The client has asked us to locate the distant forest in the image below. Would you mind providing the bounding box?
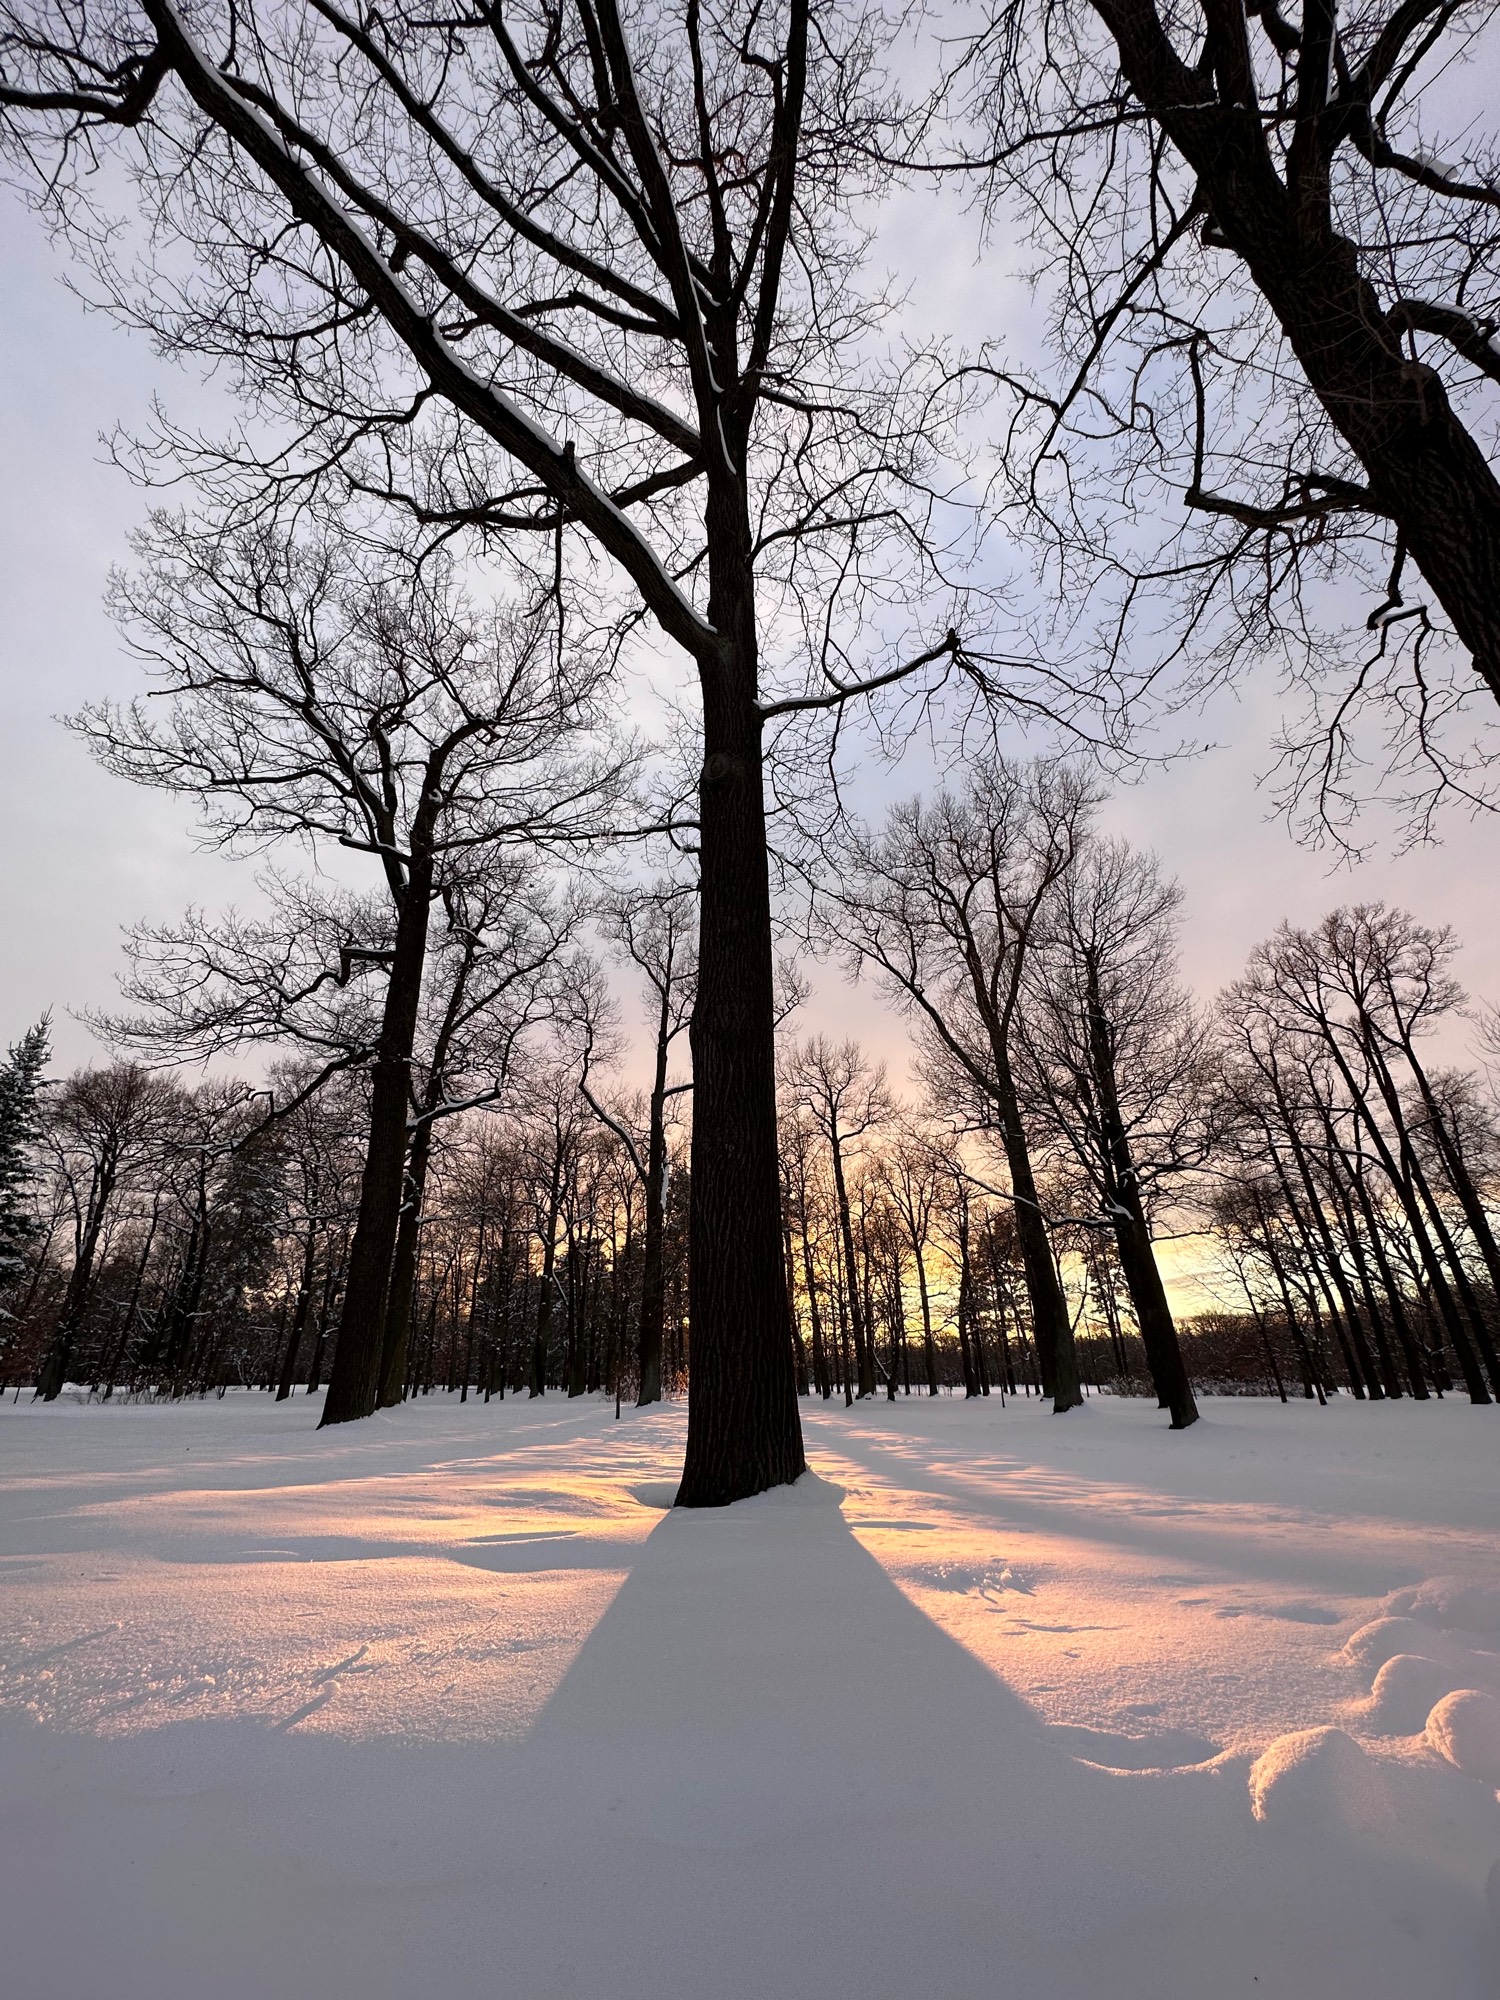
[5,782,1498,1420]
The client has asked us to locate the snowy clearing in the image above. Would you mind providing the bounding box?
[2,1390,1499,1998]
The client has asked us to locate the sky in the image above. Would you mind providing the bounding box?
[4,179,1500,1092]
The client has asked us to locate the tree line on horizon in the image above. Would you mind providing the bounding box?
[4,774,1498,1422]
[4,0,1500,1494]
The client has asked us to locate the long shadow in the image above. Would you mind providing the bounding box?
[0,1472,1490,2000]
[510,1473,1488,2000]
[820,1421,1446,1600]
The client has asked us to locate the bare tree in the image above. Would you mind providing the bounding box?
[75,514,614,1425]
[0,0,1071,1500]
[103,874,392,1094]
[376,864,580,1406]
[1019,839,1205,1427]
[781,1099,838,1401]
[1226,906,1500,1400]
[578,879,695,1406]
[876,1119,947,1396]
[956,0,1500,839]
[826,756,1095,1410]
[785,1036,893,1400]
[35,1065,181,1398]
[267,1068,365,1401]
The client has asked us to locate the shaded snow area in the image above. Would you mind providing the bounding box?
[2,1393,1499,1999]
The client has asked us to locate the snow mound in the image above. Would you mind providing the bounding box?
[1340,1616,1433,1670]
[1383,1576,1500,1635]
[1426,1691,1500,1785]
[1362,1654,1466,1736]
[1249,1727,1392,1832]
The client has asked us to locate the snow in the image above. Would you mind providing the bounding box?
[2,1390,1498,1998]
[1247,1725,1394,1831]
[1429,1691,1500,1786]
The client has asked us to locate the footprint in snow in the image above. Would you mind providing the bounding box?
[1044,1721,1223,1771]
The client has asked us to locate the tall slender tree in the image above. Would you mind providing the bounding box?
[1020,840,1206,1427]
[828,757,1095,1411]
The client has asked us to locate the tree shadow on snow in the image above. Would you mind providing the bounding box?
[515,1470,1495,2000]
[0,1471,1493,2000]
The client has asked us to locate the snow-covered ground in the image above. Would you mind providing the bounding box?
[2,1389,1498,1998]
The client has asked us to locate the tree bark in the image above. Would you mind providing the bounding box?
[990,1055,1082,1410]
[676,621,806,1501]
[321,851,433,1426]
[276,1217,319,1402]
[1085,967,1197,1427]
[376,1120,432,1410]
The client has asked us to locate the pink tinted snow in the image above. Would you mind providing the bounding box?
[1,1390,1497,1999]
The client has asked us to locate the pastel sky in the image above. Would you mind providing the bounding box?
[3,187,1499,1095]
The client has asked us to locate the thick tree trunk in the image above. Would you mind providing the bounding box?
[1108,1195,1195,1425]
[1260,253,1500,695]
[675,594,805,1502]
[321,854,433,1427]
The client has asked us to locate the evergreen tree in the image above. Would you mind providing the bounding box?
[0,1018,50,1291]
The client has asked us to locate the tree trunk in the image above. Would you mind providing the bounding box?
[1340,1140,1428,1399]
[800,1224,832,1400]
[637,1074,668,1407]
[1402,1033,1500,1319]
[276,1217,319,1401]
[1270,1085,1385,1397]
[1320,1041,1490,1401]
[675,569,804,1504]
[378,1120,432,1410]
[827,1136,873,1399]
[783,1214,811,1396]
[1085,969,1197,1427]
[913,1237,940,1396]
[36,1170,115,1401]
[321,852,434,1426]
[991,1055,1082,1411]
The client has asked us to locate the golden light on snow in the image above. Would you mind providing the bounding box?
[3,1396,1494,1760]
